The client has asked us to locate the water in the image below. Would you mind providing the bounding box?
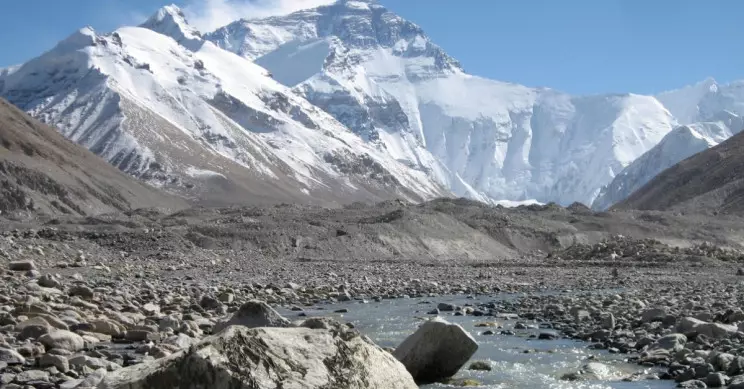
[280,295,675,389]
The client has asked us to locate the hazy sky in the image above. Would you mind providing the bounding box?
[1,0,741,94]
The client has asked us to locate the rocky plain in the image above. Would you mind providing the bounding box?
[2,198,744,388]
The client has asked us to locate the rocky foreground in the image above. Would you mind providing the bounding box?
[2,201,744,388]
[2,249,744,388]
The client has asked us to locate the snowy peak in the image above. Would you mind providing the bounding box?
[657,78,744,125]
[52,26,98,53]
[593,114,743,210]
[205,0,461,74]
[657,77,719,124]
[1,17,446,206]
[140,4,202,47]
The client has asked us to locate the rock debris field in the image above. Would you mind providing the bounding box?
[2,199,744,388]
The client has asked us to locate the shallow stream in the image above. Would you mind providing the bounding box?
[280,294,676,389]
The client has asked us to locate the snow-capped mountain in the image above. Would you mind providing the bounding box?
[594,80,744,210]
[0,5,445,205]
[593,111,744,210]
[3,0,743,208]
[657,78,744,125]
[206,0,677,205]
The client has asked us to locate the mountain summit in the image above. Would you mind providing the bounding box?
[206,2,677,205]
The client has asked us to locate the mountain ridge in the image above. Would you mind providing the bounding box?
[0,97,187,217]
[2,2,744,208]
[615,129,744,215]
[0,6,447,207]
[206,1,680,205]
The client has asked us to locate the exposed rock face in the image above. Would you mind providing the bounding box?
[393,317,478,383]
[99,322,418,389]
[212,300,291,333]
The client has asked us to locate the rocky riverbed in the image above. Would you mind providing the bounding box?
[2,250,744,388]
[2,201,744,388]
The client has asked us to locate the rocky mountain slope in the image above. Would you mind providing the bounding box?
[0,97,186,217]
[593,112,743,210]
[206,0,677,205]
[615,130,744,215]
[0,5,445,207]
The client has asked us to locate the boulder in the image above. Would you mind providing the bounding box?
[641,307,667,323]
[677,317,738,339]
[39,330,85,352]
[0,347,25,365]
[89,319,126,337]
[212,300,290,333]
[393,317,478,383]
[561,362,613,381]
[8,261,36,271]
[98,320,417,389]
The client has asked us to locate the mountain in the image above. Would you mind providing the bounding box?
[615,129,744,215]
[593,80,744,210]
[657,78,744,125]
[0,5,446,207]
[593,112,744,210]
[0,97,186,217]
[206,0,677,205]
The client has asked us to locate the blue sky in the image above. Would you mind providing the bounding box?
[1,0,741,95]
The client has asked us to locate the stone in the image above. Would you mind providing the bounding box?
[0,348,25,365]
[393,317,478,383]
[89,319,126,337]
[468,361,491,371]
[14,369,49,383]
[68,285,95,299]
[538,331,559,340]
[126,330,156,342]
[199,295,222,310]
[641,307,667,323]
[561,362,613,381]
[40,353,69,372]
[601,313,616,330]
[8,261,36,271]
[212,300,290,333]
[38,330,85,352]
[705,372,728,388]
[98,323,417,389]
[217,293,234,303]
[677,318,738,339]
[78,368,108,387]
[437,303,456,312]
[677,380,707,388]
[16,317,52,340]
[18,323,49,340]
[38,274,61,288]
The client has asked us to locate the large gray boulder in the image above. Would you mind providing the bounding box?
[39,330,85,352]
[677,317,738,339]
[393,317,478,383]
[212,300,290,334]
[98,319,417,389]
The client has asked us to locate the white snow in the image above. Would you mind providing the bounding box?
[207,3,683,206]
[593,113,744,210]
[0,6,445,203]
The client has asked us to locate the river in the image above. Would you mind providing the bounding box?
[280,294,675,389]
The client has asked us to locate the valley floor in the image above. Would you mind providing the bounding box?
[2,200,744,387]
